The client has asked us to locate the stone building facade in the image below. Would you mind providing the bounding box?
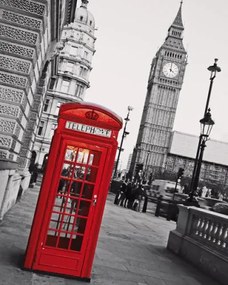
[165,131,228,192]
[0,0,78,220]
[33,0,96,167]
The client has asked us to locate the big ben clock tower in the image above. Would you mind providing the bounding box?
[130,2,187,179]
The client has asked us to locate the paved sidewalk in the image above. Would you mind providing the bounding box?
[0,183,222,285]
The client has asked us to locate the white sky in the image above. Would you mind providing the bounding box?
[85,0,228,169]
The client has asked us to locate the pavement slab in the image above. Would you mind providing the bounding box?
[0,182,222,285]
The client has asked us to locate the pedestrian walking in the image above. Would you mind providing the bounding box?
[132,183,144,212]
[119,179,127,206]
[114,179,127,205]
[124,181,132,208]
[29,163,39,187]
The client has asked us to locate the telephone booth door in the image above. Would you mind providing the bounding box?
[33,139,107,276]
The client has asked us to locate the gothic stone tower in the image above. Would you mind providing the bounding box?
[33,0,96,167]
[130,2,187,180]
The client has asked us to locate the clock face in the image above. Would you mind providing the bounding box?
[162,62,179,78]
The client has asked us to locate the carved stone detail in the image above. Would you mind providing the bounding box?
[19,148,28,157]
[0,55,31,74]
[0,41,34,58]
[0,103,19,117]
[9,153,14,160]
[15,124,21,137]
[29,110,37,120]
[0,0,46,16]
[18,157,27,168]
[0,24,38,45]
[0,118,16,133]
[10,138,16,150]
[1,10,42,30]
[0,71,27,88]
[0,150,7,159]
[0,134,12,148]
[0,85,24,104]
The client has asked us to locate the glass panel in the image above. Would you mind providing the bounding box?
[46,234,58,247]
[70,235,83,251]
[49,212,63,231]
[62,215,74,231]
[58,236,70,249]
[58,179,70,194]
[61,163,73,178]
[76,148,89,164]
[53,196,68,212]
[88,153,94,165]
[79,200,91,217]
[82,184,94,199]
[53,195,64,212]
[86,167,98,182]
[74,165,86,180]
[67,198,78,213]
[74,217,87,234]
[65,146,77,161]
[70,181,82,197]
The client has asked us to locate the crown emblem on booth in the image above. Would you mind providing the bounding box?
[85,110,99,120]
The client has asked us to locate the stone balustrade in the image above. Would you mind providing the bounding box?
[167,205,228,285]
[190,208,228,255]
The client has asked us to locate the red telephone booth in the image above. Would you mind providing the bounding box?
[24,102,122,280]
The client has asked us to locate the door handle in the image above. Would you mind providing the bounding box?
[93,195,97,206]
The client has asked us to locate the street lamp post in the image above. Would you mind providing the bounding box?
[188,59,221,202]
[113,106,133,178]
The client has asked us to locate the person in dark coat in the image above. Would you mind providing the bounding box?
[128,182,137,209]
[124,181,133,208]
[29,163,39,186]
[119,180,128,206]
[114,179,127,205]
[132,184,144,211]
[142,185,149,213]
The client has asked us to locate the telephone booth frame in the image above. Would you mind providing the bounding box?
[24,102,122,281]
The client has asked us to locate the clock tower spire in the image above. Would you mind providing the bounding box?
[129,2,187,180]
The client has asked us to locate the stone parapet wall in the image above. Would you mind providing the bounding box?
[167,205,228,285]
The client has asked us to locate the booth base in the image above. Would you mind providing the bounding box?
[23,268,91,283]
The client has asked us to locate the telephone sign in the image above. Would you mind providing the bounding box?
[24,102,122,281]
[65,121,112,137]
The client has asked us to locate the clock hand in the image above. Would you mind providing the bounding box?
[170,63,173,72]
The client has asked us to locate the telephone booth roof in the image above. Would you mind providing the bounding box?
[59,102,122,130]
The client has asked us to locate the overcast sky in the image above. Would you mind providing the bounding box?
[85,0,228,169]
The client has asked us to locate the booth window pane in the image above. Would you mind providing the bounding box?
[82,184,94,199]
[74,166,85,180]
[58,179,70,194]
[61,163,73,178]
[62,215,74,231]
[65,146,77,161]
[76,148,89,164]
[58,237,70,249]
[74,217,87,234]
[71,236,83,251]
[70,181,82,197]
[79,200,90,217]
[86,167,98,182]
[46,234,58,247]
